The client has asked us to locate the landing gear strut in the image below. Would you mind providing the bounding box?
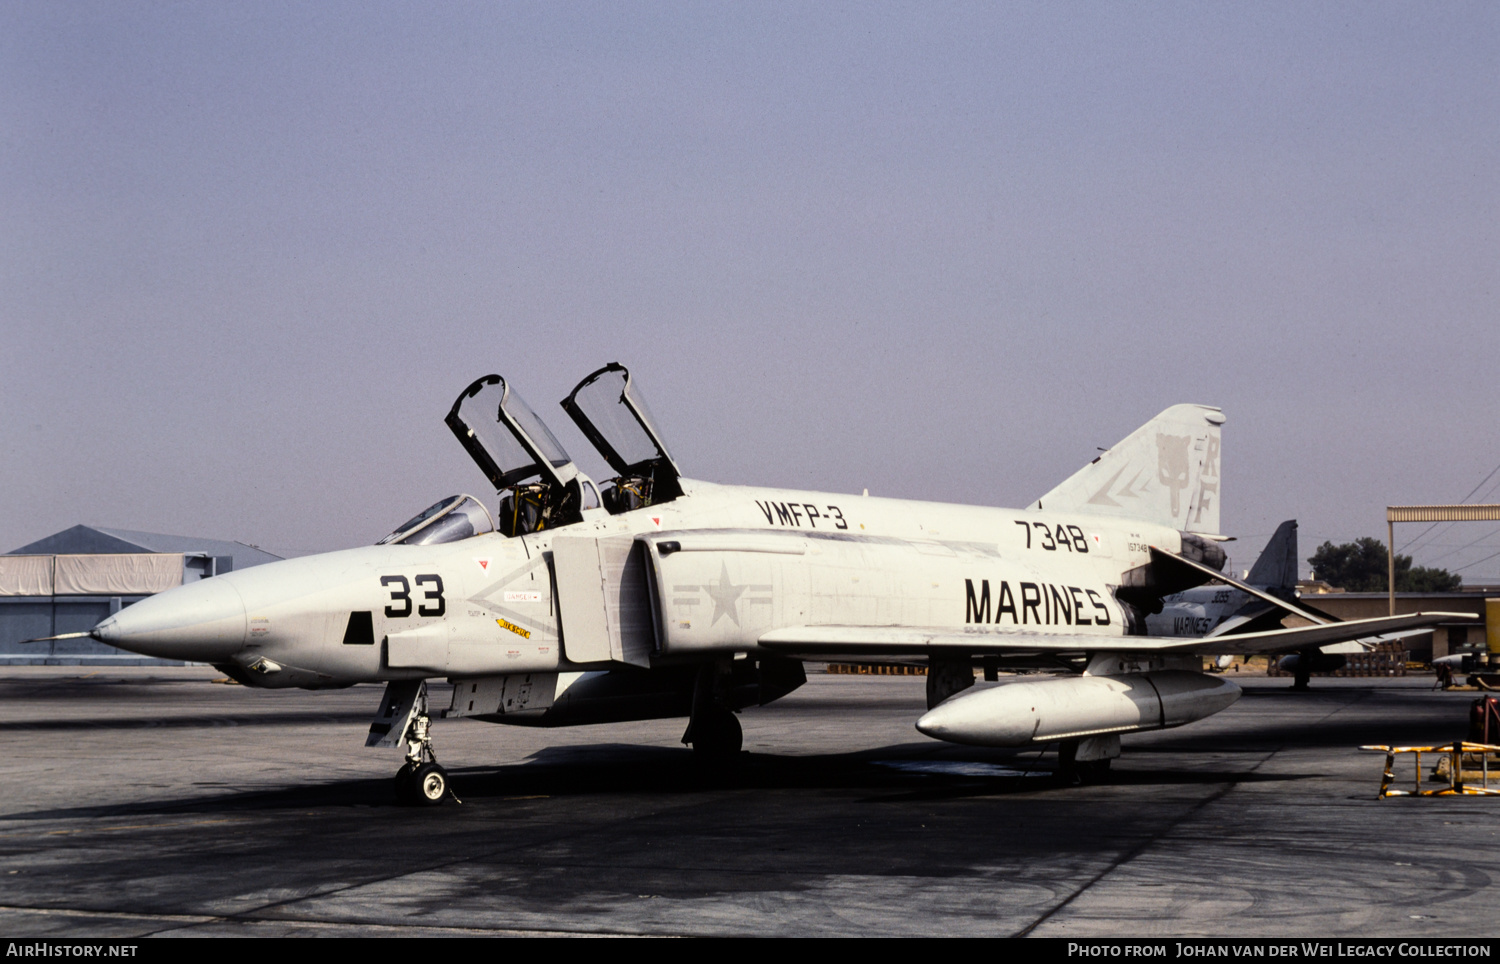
[685,704,742,758]
[395,711,453,806]
[1057,735,1119,786]
[369,680,457,806]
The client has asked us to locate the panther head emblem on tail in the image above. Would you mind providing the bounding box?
[1156,433,1192,519]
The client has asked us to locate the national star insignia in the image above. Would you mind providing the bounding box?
[706,562,747,627]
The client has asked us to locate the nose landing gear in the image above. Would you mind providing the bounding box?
[369,680,459,806]
[395,712,457,806]
[395,761,450,805]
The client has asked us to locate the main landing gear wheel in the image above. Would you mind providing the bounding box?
[1057,740,1114,786]
[1057,761,1113,786]
[689,706,743,759]
[1075,759,1112,784]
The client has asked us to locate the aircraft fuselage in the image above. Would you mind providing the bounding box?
[95,479,1184,688]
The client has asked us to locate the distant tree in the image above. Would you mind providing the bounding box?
[1403,565,1464,593]
[1308,538,1462,592]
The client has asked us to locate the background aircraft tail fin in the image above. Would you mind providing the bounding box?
[1245,520,1298,589]
[1029,403,1224,534]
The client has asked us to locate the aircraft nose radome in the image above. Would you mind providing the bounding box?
[93,577,247,661]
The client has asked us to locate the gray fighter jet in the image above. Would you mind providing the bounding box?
[48,364,1461,801]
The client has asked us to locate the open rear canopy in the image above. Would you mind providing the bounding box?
[561,363,680,484]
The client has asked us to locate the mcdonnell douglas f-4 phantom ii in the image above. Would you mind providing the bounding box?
[59,364,1462,802]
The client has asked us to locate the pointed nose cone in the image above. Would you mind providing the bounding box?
[914,682,1048,746]
[915,696,1000,745]
[94,577,247,661]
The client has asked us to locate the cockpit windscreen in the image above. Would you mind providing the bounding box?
[377,494,495,546]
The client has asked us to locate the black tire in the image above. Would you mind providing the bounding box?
[412,762,448,805]
[1055,742,1112,785]
[394,763,416,803]
[1079,758,1112,783]
[691,707,743,758]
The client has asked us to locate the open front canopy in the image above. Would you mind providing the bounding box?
[446,375,580,490]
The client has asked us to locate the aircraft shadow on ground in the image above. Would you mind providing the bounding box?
[0,711,373,732]
[3,741,1308,822]
[1133,716,1469,753]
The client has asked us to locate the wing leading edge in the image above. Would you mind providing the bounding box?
[757,611,1465,659]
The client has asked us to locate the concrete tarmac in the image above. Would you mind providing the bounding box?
[0,667,1497,938]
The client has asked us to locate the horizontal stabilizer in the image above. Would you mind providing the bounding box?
[1149,545,1332,626]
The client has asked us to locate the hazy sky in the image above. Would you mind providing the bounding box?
[3,2,1497,579]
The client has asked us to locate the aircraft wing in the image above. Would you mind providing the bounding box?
[1167,612,1468,655]
[757,611,1465,658]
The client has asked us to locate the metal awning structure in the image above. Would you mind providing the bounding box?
[1386,504,1500,614]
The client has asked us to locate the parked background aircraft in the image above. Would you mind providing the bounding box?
[45,364,1459,802]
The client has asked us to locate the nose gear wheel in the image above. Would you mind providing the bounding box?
[385,681,460,806]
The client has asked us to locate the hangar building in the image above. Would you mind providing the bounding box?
[0,526,282,665]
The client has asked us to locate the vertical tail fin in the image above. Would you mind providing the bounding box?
[1029,404,1224,534]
